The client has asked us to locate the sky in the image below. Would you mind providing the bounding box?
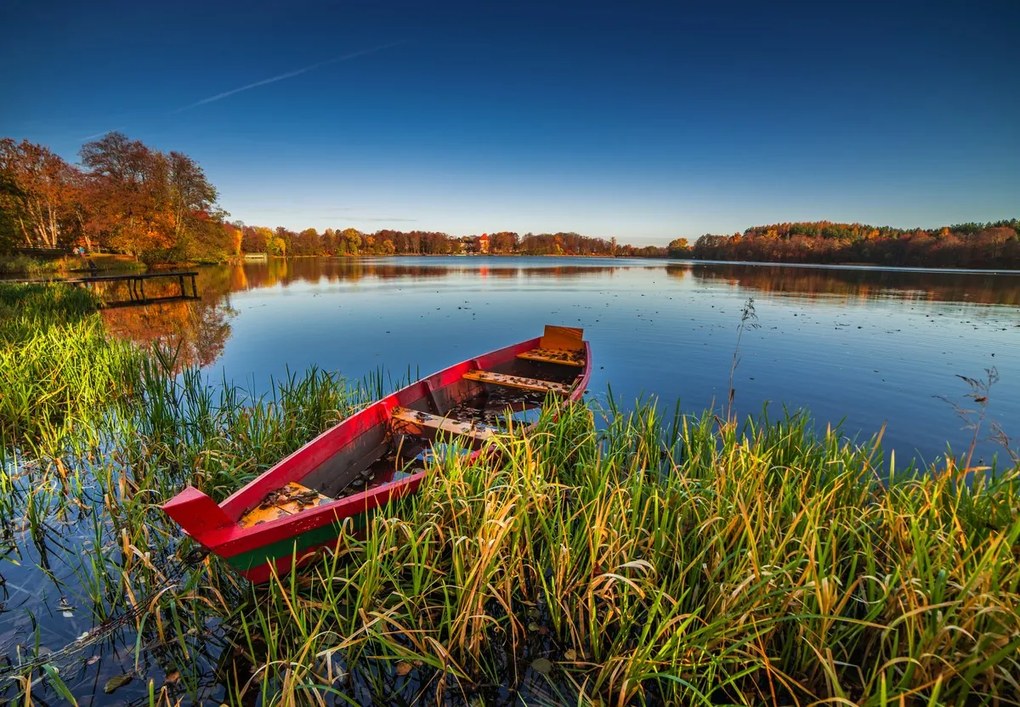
[1,0,1018,245]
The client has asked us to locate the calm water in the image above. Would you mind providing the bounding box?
[104,256,1020,467]
[3,256,1019,705]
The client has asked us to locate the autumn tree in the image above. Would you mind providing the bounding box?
[80,133,169,257]
[164,150,222,260]
[242,225,275,253]
[689,220,1020,268]
[489,231,519,253]
[667,237,690,258]
[338,228,362,255]
[0,138,83,250]
[321,228,337,255]
[290,228,321,256]
[225,224,242,256]
[79,132,226,262]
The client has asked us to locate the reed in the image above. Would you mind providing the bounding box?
[0,283,143,456]
[182,402,1018,705]
[0,288,1017,704]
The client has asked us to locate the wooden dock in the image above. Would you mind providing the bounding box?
[8,271,199,306]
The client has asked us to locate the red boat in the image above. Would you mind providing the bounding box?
[162,325,591,582]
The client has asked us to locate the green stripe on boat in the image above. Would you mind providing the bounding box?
[226,508,374,572]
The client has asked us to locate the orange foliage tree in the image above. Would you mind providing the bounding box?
[0,138,84,249]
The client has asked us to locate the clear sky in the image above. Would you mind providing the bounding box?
[2,0,1017,245]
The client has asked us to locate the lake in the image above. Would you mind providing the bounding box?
[102,256,1020,467]
[3,255,1019,705]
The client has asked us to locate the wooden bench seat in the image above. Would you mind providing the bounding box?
[462,369,571,395]
[390,406,498,443]
[516,347,586,367]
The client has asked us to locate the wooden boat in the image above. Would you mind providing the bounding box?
[162,325,591,582]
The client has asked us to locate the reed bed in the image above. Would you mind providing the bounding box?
[0,283,1018,705]
[0,283,143,456]
[186,405,1016,706]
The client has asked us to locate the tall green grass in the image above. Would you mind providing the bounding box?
[172,402,1018,706]
[0,283,143,456]
[0,284,1017,704]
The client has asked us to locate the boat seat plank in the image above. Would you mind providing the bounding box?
[462,369,571,395]
[390,406,498,442]
[516,347,586,367]
[239,482,334,528]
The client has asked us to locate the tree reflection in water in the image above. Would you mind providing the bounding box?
[100,268,236,370]
[235,257,619,288]
[668,262,1020,306]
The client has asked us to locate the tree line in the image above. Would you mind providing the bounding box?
[241,225,666,258]
[1,133,237,263]
[5,134,1016,268]
[682,220,1020,268]
[1,133,662,263]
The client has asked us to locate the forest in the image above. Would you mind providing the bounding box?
[3,134,1017,268]
[0,134,659,264]
[685,220,1020,268]
[240,225,666,258]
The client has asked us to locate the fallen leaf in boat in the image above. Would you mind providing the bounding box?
[531,658,552,675]
[395,661,413,676]
[104,673,133,693]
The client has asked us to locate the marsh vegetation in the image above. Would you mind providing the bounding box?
[0,282,1018,705]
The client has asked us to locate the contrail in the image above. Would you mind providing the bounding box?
[80,126,126,141]
[175,42,402,113]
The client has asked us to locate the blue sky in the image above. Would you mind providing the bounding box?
[2,0,1017,244]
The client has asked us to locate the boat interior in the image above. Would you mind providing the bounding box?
[238,326,587,528]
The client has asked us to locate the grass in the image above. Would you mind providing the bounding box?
[0,254,66,275]
[0,253,146,276]
[202,405,1018,706]
[0,282,1018,705]
[0,283,144,456]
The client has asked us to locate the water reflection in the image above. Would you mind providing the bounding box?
[95,257,1020,389]
[232,257,623,289]
[100,269,237,370]
[3,256,1019,704]
[669,262,1020,306]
